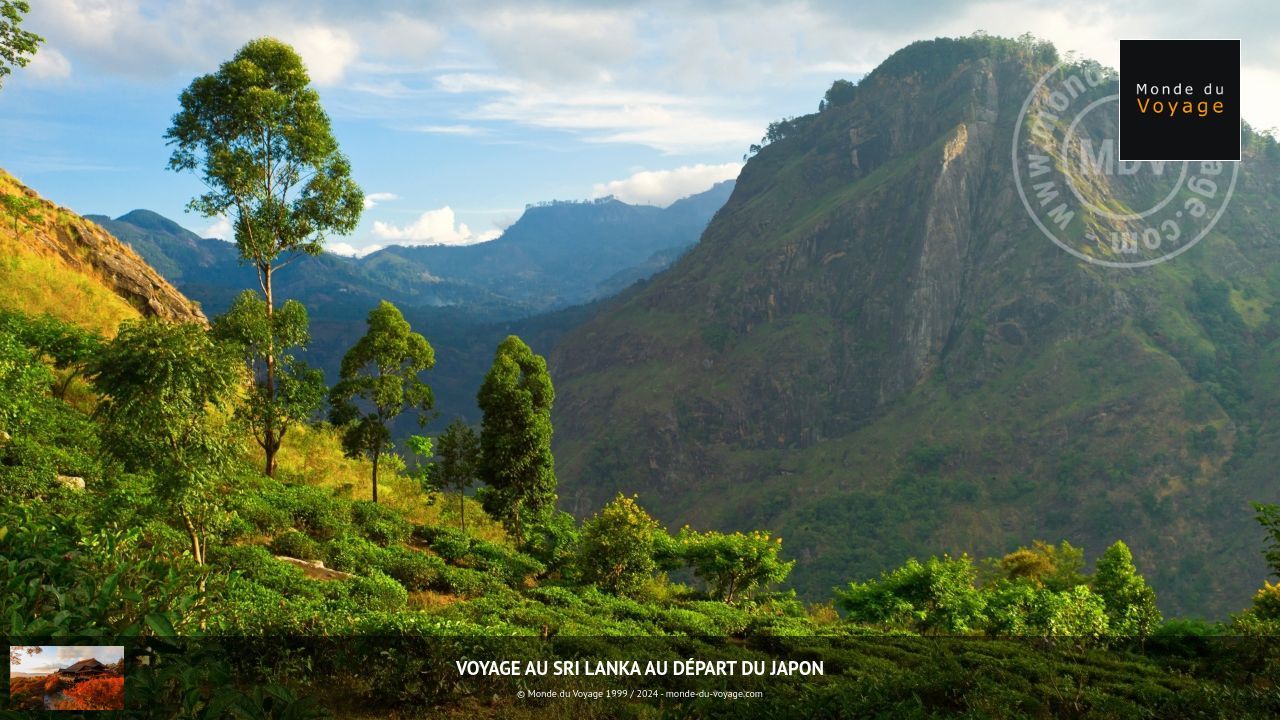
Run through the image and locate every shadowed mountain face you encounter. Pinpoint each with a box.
[549,37,1280,618]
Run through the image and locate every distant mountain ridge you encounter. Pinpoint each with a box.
[95,180,734,319]
[93,181,734,431]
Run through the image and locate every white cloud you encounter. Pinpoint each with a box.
[371,206,502,246]
[281,26,358,86]
[26,47,72,80]
[415,124,486,136]
[467,8,638,84]
[593,162,742,206]
[201,216,231,240]
[439,75,763,153]
[362,192,399,210]
[328,242,383,258]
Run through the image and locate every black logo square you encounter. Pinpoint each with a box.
[1119,39,1240,161]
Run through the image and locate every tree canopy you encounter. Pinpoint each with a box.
[0,1,41,90]
[166,37,363,477]
[477,335,557,544]
[329,301,435,503]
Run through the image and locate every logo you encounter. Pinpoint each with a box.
[1012,61,1238,268]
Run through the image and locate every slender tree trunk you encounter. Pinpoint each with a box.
[460,490,466,534]
[371,448,380,504]
[263,264,278,478]
[182,512,203,565]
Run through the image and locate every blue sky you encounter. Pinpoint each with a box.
[9,645,124,674]
[1,1,1277,256]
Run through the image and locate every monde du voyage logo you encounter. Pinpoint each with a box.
[1013,40,1241,268]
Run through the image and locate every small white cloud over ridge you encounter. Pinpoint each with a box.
[371,206,502,246]
[592,162,741,207]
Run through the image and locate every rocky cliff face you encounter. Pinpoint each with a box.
[1,171,206,326]
[550,37,1280,617]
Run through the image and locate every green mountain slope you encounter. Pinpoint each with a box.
[549,37,1280,618]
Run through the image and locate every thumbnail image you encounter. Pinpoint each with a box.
[9,646,125,711]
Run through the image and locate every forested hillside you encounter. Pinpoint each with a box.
[551,35,1280,618]
[3,30,1280,719]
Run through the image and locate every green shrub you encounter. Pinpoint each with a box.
[233,491,292,534]
[278,485,351,540]
[468,539,546,584]
[352,501,412,546]
[346,570,408,612]
[214,544,313,597]
[325,534,387,574]
[383,548,446,591]
[524,510,580,573]
[436,565,498,597]
[576,494,663,596]
[415,524,471,561]
[137,519,191,557]
[269,530,323,561]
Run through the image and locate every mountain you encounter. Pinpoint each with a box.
[97,182,733,431]
[548,36,1280,618]
[361,180,735,312]
[100,180,734,320]
[86,211,515,320]
[0,170,205,334]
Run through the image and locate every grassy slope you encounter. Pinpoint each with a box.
[0,170,140,336]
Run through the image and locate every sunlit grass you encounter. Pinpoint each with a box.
[0,171,138,337]
[268,422,509,545]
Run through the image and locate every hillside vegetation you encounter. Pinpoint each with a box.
[550,35,1280,618]
[3,33,1280,719]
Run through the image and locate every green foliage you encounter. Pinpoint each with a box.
[165,37,363,266]
[275,484,352,540]
[0,327,50,435]
[351,499,413,546]
[382,547,446,591]
[576,494,662,596]
[414,524,471,561]
[92,319,241,565]
[995,540,1087,591]
[213,543,314,598]
[324,534,386,575]
[167,36,362,481]
[1255,502,1280,578]
[1093,541,1162,638]
[675,527,794,603]
[0,311,103,400]
[0,501,209,635]
[0,192,41,237]
[523,509,580,575]
[0,1,42,89]
[346,570,408,612]
[477,335,556,543]
[329,301,435,503]
[1251,581,1280,620]
[838,555,986,634]
[819,79,857,111]
[424,418,480,532]
[212,290,327,474]
[268,529,323,561]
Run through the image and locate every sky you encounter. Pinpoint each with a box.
[9,646,124,674]
[1,1,1277,256]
